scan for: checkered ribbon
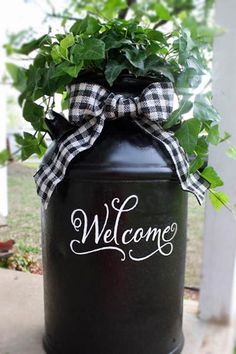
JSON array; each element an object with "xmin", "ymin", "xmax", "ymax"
[{"xmin": 34, "ymin": 82, "xmax": 209, "ymax": 208}]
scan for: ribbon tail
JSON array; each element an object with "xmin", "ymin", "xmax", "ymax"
[
  {"xmin": 133, "ymin": 118, "xmax": 210, "ymax": 204},
  {"xmin": 34, "ymin": 115, "xmax": 106, "ymax": 209}
]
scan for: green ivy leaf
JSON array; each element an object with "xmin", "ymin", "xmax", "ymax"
[
  {"xmin": 34, "ymin": 53, "xmax": 47, "ymax": 68},
  {"xmin": 23, "ymin": 100, "xmax": 44, "ymax": 123},
  {"xmin": 220, "ymin": 131, "xmax": 231, "ymax": 143},
  {"xmin": 226, "ymin": 147, "xmax": 236, "ymax": 159},
  {"xmin": 136, "ymin": 55, "xmax": 174, "ymax": 81},
  {"xmin": 51, "ymin": 45, "xmax": 61, "ymax": 64},
  {"xmin": 186, "ymin": 56, "xmax": 205, "ymax": 74},
  {"xmin": 86, "ymin": 17, "xmax": 101, "ymax": 34},
  {"xmin": 194, "ymin": 95, "xmax": 220, "ymax": 122},
  {"xmin": 55, "ymin": 34, "xmax": 65, "ymax": 42},
  {"xmin": 51, "ymin": 44, "xmax": 68, "ymax": 64},
  {"xmin": 176, "ymin": 68, "xmax": 202, "ymax": 94},
  {"xmin": 152, "ymin": 66, "xmax": 174, "ymax": 82},
  {"xmin": 60, "ymin": 33, "xmax": 75, "ymax": 49},
  {"xmin": 16, "ymin": 34, "xmax": 50, "ymax": 55},
  {"xmin": 164, "ymin": 100, "xmax": 193, "ymax": 129},
  {"xmin": 101, "ymin": 0, "xmax": 127, "ymax": 18},
  {"xmin": 176, "ymin": 29, "xmax": 195, "ymax": 64},
  {"xmin": 189, "ymin": 155, "xmax": 205, "ymax": 173},
  {"xmin": 71, "ymin": 38, "xmax": 105, "ymax": 62},
  {"xmin": 207, "ymin": 124, "xmax": 220, "ymax": 145},
  {"xmin": 6, "ymin": 63, "xmax": 27, "ymax": 93},
  {"xmin": 147, "ymin": 42, "xmax": 162, "ymax": 55},
  {"xmin": 195, "ymin": 136, "xmax": 208, "ymax": 156},
  {"xmin": 63, "ymin": 63, "xmax": 82, "ymax": 78},
  {"xmin": 122, "ymin": 48, "xmax": 146, "ymax": 70},
  {"xmin": 145, "ymin": 29, "xmax": 167, "ymax": 43},
  {"xmin": 209, "ymin": 190, "xmax": 229, "ymax": 210},
  {"xmin": 201, "ymin": 166, "xmax": 223, "ymax": 188},
  {"xmin": 15, "ymin": 132, "xmax": 41, "ymax": 160},
  {"xmin": 52, "ymin": 61, "xmax": 83, "ymax": 78},
  {"xmin": 154, "ymin": 3, "xmax": 171, "ymax": 20},
  {"xmin": 105, "ymin": 60, "xmax": 127, "ymax": 86},
  {"xmin": 70, "ymin": 19, "xmax": 88, "ymax": 34},
  {"xmin": 31, "ymin": 119, "xmax": 47, "ymax": 132},
  {"xmin": 42, "ymin": 64, "xmax": 72, "ymax": 96},
  {"xmin": 22, "ymin": 100, "xmax": 46, "ymax": 131},
  {"xmin": 103, "ymin": 35, "xmax": 132, "ymax": 50},
  {"xmin": 14, "ymin": 133, "xmax": 24, "ymax": 146},
  {"xmin": 59, "ymin": 46, "xmax": 68, "ymax": 60},
  {"xmin": 175, "ymin": 118, "xmax": 201, "ymax": 154},
  {"xmin": 24, "ymin": 65, "xmax": 44, "ymax": 101}
]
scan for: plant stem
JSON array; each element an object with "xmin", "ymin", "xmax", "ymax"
[
  {"xmin": 10, "ymin": 57, "xmax": 35, "ymax": 61},
  {"xmin": 47, "ymin": 13, "xmax": 80, "ymax": 21},
  {"xmin": 38, "ymin": 132, "xmax": 48, "ymax": 146}
]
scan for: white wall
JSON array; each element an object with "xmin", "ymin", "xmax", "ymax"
[
  {"xmin": 199, "ymin": 0, "xmax": 236, "ymax": 324},
  {"xmin": 0, "ymin": 15, "xmax": 8, "ymax": 223}
]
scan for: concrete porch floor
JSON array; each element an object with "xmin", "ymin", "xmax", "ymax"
[{"xmin": 0, "ymin": 268, "xmax": 234, "ymax": 354}]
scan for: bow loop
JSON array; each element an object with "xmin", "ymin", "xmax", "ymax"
[
  {"xmin": 68, "ymin": 82, "xmax": 108, "ymax": 123},
  {"xmin": 139, "ymin": 82, "xmax": 174, "ymax": 122}
]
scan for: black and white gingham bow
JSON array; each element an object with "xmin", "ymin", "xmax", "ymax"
[{"xmin": 34, "ymin": 82, "xmax": 209, "ymax": 208}]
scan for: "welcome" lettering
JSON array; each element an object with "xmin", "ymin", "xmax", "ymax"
[{"xmin": 70, "ymin": 195, "xmax": 178, "ymax": 262}]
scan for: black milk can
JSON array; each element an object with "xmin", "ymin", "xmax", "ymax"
[{"xmin": 41, "ymin": 76, "xmax": 188, "ymax": 354}]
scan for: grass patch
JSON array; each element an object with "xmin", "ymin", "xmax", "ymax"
[
  {"xmin": 186, "ymin": 197, "xmax": 205, "ymax": 287},
  {"xmin": 0, "ymin": 163, "xmax": 41, "ymax": 250}
]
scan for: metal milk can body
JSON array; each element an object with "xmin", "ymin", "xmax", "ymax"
[{"xmin": 41, "ymin": 77, "xmax": 187, "ymax": 354}]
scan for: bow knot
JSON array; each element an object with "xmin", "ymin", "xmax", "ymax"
[
  {"xmin": 104, "ymin": 94, "xmax": 138, "ymax": 120},
  {"xmin": 68, "ymin": 82, "xmax": 174, "ymax": 123}
]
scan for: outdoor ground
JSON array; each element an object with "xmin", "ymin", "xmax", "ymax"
[{"xmin": 0, "ymin": 162, "xmax": 205, "ymax": 287}]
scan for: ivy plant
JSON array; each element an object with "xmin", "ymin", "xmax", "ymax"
[{"xmin": 3, "ymin": 0, "xmax": 233, "ymax": 210}]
